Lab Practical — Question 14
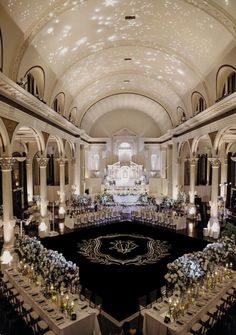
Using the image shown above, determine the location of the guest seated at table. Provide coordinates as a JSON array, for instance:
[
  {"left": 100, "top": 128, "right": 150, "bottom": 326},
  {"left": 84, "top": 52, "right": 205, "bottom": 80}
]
[{"left": 120, "top": 322, "right": 139, "bottom": 335}]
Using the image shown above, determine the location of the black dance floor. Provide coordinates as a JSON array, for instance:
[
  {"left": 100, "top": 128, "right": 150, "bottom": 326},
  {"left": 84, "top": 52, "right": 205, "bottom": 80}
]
[{"left": 41, "top": 221, "right": 208, "bottom": 321}]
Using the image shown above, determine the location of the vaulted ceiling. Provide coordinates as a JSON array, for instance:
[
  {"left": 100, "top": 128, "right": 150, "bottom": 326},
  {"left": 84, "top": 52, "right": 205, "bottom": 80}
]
[{"left": 2, "top": 0, "right": 236, "bottom": 137}]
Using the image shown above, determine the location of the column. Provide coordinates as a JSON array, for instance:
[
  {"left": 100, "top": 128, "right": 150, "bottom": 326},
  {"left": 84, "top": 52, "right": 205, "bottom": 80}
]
[
  {"left": 57, "top": 157, "right": 66, "bottom": 206},
  {"left": 189, "top": 158, "right": 198, "bottom": 204},
  {"left": 172, "top": 141, "right": 179, "bottom": 200},
  {"left": 72, "top": 141, "right": 81, "bottom": 195},
  {"left": 160, "top": 147, "right": 166, "bottom": 179},
  {"left": 37, "top": 157, "right": 49, "bottom": 219},
  {"left": 0, "top": 157, "right": 16, "bottom": 264},
  {"left": 167, "top": 145, "right": 172, "bottom": 198},
  {"left": 220, "top": 158, "right": 228, "bottom": 200},
  {"left": 209, "top": 158, "right": 221, "bottom": 218},
  {"left": 26, "top": 158, "right": 33, "bottom": 202}
]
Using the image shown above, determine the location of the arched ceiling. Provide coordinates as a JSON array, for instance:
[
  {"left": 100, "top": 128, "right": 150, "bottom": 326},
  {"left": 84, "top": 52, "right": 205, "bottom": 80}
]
[{"left": 3, "top": 0, "right": 236, "bottom": 137}]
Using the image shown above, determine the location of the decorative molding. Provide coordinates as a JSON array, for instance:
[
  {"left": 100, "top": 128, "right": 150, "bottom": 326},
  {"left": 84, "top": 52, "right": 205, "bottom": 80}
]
[
  {"left": 0, "top": 157, "right": 16, "bottom": 170},
  {"left": 208, "top": 157, "right": 221, "bottom": 167},
  {"left": 56, "top": 157, "right": 67, "bottom": 166},
  {"left": 42, "top": 131, "right": 50, "bottom": 147},
  {"left": 188, "top": 157, "right": 198, "bottom": 166},
  {"left": 1, "top": 117, "right": 18, "bottom": 142},
  {"left": 36, "top": 157, "right": 49, "bottom": 167}
]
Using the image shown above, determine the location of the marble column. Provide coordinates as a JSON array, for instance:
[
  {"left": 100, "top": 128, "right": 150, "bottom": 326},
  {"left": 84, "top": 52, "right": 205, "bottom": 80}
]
[
  {"left": 37, "top": 157, "right": 49, "bottom": 219},
  {"left": 209, "top": 158, "right": 221, "bottom": 218},
  {"left": 72, "top": 141, "right": 81, "bottom": 195},
  {"left": 57, "top": 157, "right": 66, "bottom": 207},
  {"left": 0, "top": 157, "right": 16, "bottom": 264},
  {"left": 26, "top": 158, "right": 33, "bottom": 202},
  {"left": 167, "top": 145, "right": 172, "bottom": 198},
  {"left": 220, "top": 158, "right": 228, "bottom": 200},
  {"left": 160, "top": 147, "right": 166, "bottom": 179},
  {"left": 189, "top": 158, "right": 198, "bottom": 204}
]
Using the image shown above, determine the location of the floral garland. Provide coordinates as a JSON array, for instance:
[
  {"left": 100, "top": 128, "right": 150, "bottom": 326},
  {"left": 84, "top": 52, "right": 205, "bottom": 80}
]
[
  {"left": 165, "top": 235, "right": 236, "bottom": 291},
  {"left": 15, "top": 235, "right": 80, "bottom": 291}
]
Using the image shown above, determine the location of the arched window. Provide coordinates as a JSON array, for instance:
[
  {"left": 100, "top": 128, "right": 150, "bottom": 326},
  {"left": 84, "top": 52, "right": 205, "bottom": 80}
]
[
  {"left": 216, "top": 65, "right": 236, "bottom": 101},
  {"left": 18, "top": 66, "right": 45, "bottom": 101},
  {"left": 0, "top": 28, "right": 3, "bottom": 72},
  {"left": 52, "top": 92, "right": 65, "bottom": 115},
  {"left": 177, "top": 106, "right": 186, "bottom": 124},
  {"left": 118, "top": 142, "right": 132, "bottom": 162},
  {"left": 68, "top": 107, "right": 77, "bottom": 124},
  {"left": 191, "top": 91, "right": 207, "bottom": 115}
]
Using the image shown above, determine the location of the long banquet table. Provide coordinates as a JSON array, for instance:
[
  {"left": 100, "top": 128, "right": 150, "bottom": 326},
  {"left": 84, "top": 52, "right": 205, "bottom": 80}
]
[
  {"left": 4, "top": 268, "right": 101, "bottom": 335},
  {"left": 142, "top": 273, "right": 236, "bottom": 335}
]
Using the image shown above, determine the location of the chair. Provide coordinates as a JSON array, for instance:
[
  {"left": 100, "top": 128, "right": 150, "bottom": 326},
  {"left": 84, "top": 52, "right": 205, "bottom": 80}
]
[
  {"left": 22, "top": 302, "right": 32, "bottom": 325},
  {"left": 84, "top": 287, "right": 92, "bottom": 302},
  {"left": 36, "top": 320, "right": 49, "bottom": 335},
  {"left": 138, "top": 294, "right": 148, "bottom": 332},
  {"left": 190, "top": 322, "right": 203, "bottom": 334},
  {"left": 199, "top": 314, "right": 211, "bottom": 334},
  {"left": 28, "top": 311, "right": 40, "bottom": 334},
  {"left": 94, "top": 294, "right": 103, "bottom": 312},
  {"left": 207, "top": 307, "right": 218, "bottom": 328},
  {"left": 148, "top": 289, "right": 158, "bottom": 306}
]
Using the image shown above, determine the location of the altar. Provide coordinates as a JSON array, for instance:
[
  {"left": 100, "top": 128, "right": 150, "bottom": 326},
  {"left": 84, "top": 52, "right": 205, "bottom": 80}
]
[
  {"left": 106, "top": 161, "right": 144, "bottom": 188},
  {"left": 113, "top": 194, "right": 140, "bottom": 204}
]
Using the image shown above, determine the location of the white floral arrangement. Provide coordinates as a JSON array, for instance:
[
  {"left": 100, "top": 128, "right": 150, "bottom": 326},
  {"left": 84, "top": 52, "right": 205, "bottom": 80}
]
[
  {"left": 15, "top": 235, "right": 80, "bottom": 291},
  {"left": 203, "top": 235, "right": 236, "bottom": 264},
  {"left": 164, "top": 251, "right": 207, "bottom": 291},
  {"left": 165, "top": 235, "right": 236, "bottom": 291}
]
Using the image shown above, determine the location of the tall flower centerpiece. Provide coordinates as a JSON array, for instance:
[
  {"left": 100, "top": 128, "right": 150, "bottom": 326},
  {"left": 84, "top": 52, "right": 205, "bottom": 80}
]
[
  {"left": 15, "top": 235, "right": 80, "bottom": 293},
  {"left": 165, "top": 235, "right": 236, "bottom": 292}
]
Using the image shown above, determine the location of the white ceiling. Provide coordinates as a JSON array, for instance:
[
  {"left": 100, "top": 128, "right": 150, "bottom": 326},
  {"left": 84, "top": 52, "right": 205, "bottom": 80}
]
[{"left": 3, "top": 0, "right": 236, "bottom": 137}]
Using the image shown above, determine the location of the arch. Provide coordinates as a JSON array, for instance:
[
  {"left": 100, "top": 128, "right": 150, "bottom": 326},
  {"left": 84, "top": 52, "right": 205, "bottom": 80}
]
[
  {"left": 10, "top": 125, "right": 45, "bottom": 156},
  {"left": 178, "top": 140, "right": 191, "bottom": 158},
  {"left": 79, "top": 92, "right": 173, "bottom": 134},
  {"left": 0, "top": 118, "right": 11, "bottom": 156},
  {"left": 45, "top": 135, "right": 64, "bottom": 158},
  {"left": 191, "top": 91, "right": 207, "bottom": 116},
  {"left": 0, "top": 28, "right": 3, "bottom": 72},
  {"left": 64, "top": 140, "right": 74, "bottom": 159},
  {"left": 216, "top": 65, "right": 236, "bottom": 101},
  {"left": 192, "top": 134, "right": 213, "bottom": 157},
  {"left": 214, "top": 126, "right": 236, "bottom": 154},
  {"left": 51, "top": 92, "right": 65, "bottom": 116},
  {"left": 227, "top": 141, "right": 236, "bottom": 155},
  {"left": 20, "top": 65, "right": 45, "bottom": 100}
]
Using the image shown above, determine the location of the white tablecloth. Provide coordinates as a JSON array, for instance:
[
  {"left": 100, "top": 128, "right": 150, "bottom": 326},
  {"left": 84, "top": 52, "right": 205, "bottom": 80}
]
[
  {"left": 4, "top": 269, "right": 101, "bottom": 335},
  {"left": 143, "top": 274, "right": 236, "bottom": 335}
]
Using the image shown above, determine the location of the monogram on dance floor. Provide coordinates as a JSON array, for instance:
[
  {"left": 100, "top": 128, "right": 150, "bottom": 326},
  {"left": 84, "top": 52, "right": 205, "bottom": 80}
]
[{"left": 77, "top": 234, "right": 170, "bottom": 266}]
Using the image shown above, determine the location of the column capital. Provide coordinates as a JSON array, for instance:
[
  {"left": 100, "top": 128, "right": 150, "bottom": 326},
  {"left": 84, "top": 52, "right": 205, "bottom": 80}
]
[
  {"left": 188, "top": 157, "right": 198, "bottom": 166},
  {"left": 208, "top": 158, "right": 221, "bottom": 167},
  {"left": 26, "top": 158, "right": 31, "bottom": 165},
  {"left": 0, "top": 157, "right": 16, "bottom": 170},
  {"left": 220, "top": 157, "right": 228, "bottom": 165},
  {"left": 37, "top": 157, "right": 49, "bottom": 167},
  {"left": 56, "top": 157, "right": 67, "bottom": 166}
]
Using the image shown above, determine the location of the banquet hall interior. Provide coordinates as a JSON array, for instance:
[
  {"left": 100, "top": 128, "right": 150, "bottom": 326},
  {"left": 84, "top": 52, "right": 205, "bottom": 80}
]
[{"left": 0, "top": 0, "right": 236, "bottom": 334}]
